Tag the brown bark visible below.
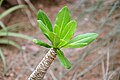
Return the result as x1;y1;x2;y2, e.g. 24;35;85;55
28;48;56;80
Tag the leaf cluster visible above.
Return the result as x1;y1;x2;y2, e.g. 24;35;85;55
35;6;98;69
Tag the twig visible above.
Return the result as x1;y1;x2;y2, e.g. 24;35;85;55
17;0;36;26
24;0;37;14
105;49;110;80
49;69;58;80
76;52;106;77
72;72;77;80
100;0;119;28
102;60;105;80
108;67;120;80
102;49;110;80
28;48;56;80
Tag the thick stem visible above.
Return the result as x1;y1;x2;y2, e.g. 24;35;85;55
28;48;56;80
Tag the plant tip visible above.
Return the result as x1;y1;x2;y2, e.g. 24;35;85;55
33;39;37;43
93;33;98;39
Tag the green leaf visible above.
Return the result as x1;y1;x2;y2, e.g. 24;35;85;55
0;39;21;49
56;49;71;69
0;22;23;32
0;0;4;7
64;43;88;48
48;32;60;47
33;39;51;48
37;10;53;31
54;6;70;37
53;24;60;36
0;32;32;40
57;39;67;48
0;49;7;75
0;21;6;31
37;20;50;37
63;33;98;48
0;5;26;19
61;20;77;41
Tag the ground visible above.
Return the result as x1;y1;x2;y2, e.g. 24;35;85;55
0;0;120;80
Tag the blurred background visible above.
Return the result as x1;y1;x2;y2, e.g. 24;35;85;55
0;0;120;80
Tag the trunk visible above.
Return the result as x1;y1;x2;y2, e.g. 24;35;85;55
28;48;56;80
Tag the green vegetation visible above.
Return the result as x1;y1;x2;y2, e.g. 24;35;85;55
0;49;6;75
33;6;98;69
0;4;32;75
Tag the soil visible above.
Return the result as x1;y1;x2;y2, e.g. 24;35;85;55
0;0;120;80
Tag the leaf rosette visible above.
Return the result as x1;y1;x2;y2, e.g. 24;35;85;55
34;6;98;69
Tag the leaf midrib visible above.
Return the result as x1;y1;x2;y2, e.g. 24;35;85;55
59;9;67;37
63;23;74;40
41;13;48;29
69;37;92;45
